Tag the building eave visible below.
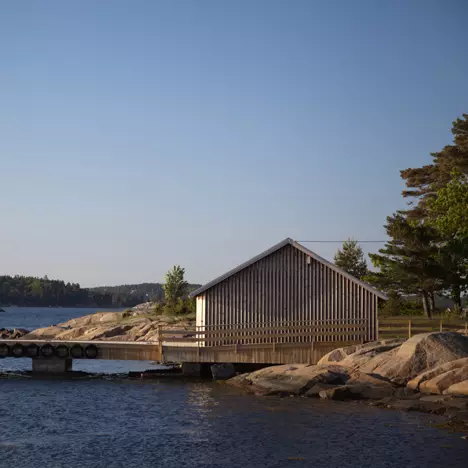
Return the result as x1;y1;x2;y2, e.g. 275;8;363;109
190;238;388;301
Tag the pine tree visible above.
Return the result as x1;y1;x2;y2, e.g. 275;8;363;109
400;114;468;219
366;214;444;318
394;114;468;309
334;239;368;279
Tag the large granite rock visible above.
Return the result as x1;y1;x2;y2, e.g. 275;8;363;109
408;358;468;390
317;345;361;365
407;358;468;394
22;307;195;342
317;339;404;366
446;381;468;396
22;326;65;340
228;332;468;399
0;328;29;339
368;332;468;385
319;386;354;400
227;364;350;396
305;383;340;397
343;346;400;373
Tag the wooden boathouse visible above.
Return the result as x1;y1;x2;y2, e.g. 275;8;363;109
0;239;388;372
191;238;387;344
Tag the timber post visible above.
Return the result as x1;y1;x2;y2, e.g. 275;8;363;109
408;320;412;339
157;325;163;360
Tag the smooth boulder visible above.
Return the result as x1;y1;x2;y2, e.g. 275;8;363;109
407;357;468;391
319;386;354;400
368;332;468;385
317;339;404;366
446;381;468;396
227;364;350;395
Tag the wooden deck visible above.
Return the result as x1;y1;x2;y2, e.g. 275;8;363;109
0;319;368;365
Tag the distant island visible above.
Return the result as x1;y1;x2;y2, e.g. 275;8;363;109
0;275;200;308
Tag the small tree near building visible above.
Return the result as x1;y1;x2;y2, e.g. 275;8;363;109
163;265;193;315
163;265;188;307
334;239;368;279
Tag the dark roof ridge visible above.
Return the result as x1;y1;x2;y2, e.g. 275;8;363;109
190;238;387;300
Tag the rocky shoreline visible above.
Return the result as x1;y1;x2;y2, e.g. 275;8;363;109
4;306;468;432
20;303;194;342
226;332;468;433
0;328;29;339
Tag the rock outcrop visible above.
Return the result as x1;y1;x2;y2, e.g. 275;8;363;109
319;333;468;385
372;332;468;385
317;339;404;367
228;364;351;395
228;332;468;406
446;381;468;396
407;358;468;396
22;307;195;342
0;328;29;339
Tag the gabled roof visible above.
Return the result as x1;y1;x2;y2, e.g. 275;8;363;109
190;237;388;300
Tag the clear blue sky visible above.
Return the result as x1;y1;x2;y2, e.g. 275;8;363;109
1;0;467;287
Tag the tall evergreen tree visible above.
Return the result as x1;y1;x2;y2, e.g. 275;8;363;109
334;239;368;279
367;214;444;317
400;114;468;219
375;114;468;311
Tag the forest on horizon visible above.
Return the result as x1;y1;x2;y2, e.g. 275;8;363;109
0;275;200;308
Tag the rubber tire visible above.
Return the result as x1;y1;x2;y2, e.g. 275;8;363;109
85;344;98;359
55;344;69;359
70;345;84;358
11;344;25;358
26;343;40;358
0;344;10;358
40;343;55;358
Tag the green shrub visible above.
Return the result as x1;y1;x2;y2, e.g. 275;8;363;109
152;303;164;315
380;291;402;316
380;291;424;316
163;297;196;316
122;309;134;319
399;300;425;316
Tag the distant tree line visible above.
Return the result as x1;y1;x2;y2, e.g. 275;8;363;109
0;275;201;308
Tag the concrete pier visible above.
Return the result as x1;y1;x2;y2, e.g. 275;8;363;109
32;358;73;373
181;362;202;377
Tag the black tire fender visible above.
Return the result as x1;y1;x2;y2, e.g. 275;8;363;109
70;345;84;358
11;344;25;358
0;343;10;358
55;344;69;359
26;343;40;358
85;344;98;359
40;343;55;358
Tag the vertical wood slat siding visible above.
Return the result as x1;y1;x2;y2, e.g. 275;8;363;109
202;244;378;344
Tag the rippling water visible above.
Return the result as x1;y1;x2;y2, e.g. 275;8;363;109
0;308;467;467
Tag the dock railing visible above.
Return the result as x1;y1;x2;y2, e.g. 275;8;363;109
379;318;468;340
158;318;368;348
